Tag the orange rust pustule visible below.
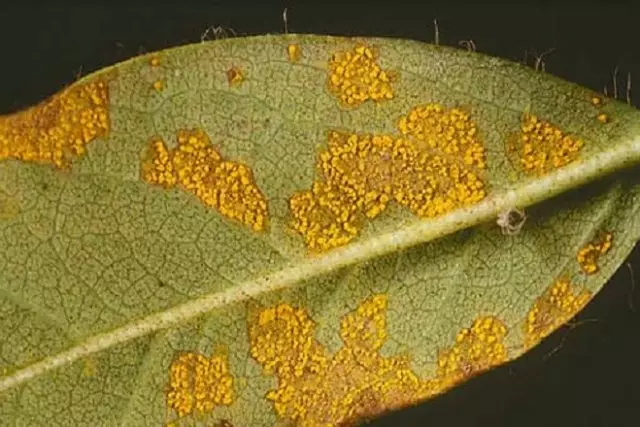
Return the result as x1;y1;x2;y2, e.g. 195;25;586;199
248;295;509;427
142;129;268;231
290;103;487;252
523;278;592;350
0;79;110;168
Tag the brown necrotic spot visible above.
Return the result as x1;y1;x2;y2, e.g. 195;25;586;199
289;103;487;252
508;113;584;175
141;129;268;231
523;278;592;350
165;351;234;418
0;78;110;168
327;44;394;107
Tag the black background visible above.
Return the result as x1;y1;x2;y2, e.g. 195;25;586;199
1;2;639;427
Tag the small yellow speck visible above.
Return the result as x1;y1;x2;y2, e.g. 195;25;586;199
597;113;609;123
591;96;602;106
152;80;165;92
227;66;244;86
150;56;161;67
287;43;301;62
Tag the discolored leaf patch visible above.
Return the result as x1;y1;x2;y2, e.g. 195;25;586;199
1;34;640;427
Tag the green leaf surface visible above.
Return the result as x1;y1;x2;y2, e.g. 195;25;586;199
1;34;640;426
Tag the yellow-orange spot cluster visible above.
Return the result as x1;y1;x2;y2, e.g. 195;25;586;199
523;278;592;349
166;351;234;418
226;66;244;87
248;295;508;427
150;56;161;67
287;43;301;62
290;103;486;251
152;80;165;92
0;79;109;168
141;129;268;231
327;44;393;107
511;113;584;175
577;232;613;274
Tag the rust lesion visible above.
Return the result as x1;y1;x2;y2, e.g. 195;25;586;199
577;231;613;274
248;295;508;427
327;44;394;107
0;77;111;168
289;103;487;252
142;128;268;231
507;113;584;175
165;351;234;419
523;278;592;350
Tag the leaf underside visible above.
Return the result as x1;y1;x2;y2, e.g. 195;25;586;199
1;34;640;426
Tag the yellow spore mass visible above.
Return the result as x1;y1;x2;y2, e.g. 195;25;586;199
142;129;268;231
248;295;508;427
0;79;110;168
166;351;234;418
523;278;592;350
511;113;584;175
327;44;394;107
290;103;486;251
577;232;613;274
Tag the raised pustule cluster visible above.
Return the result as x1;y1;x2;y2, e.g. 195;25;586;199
512;113;584;175
327;44;394;107
166;352;234;418
0;79;109;168
142;128;268;231
577;232;612;274
290;103;486;251
523;278;592;349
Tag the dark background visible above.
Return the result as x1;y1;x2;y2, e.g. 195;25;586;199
1;2;639;426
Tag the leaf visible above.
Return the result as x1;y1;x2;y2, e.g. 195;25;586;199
1;34;640;426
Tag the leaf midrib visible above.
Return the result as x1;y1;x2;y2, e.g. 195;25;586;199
1;132;640;393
